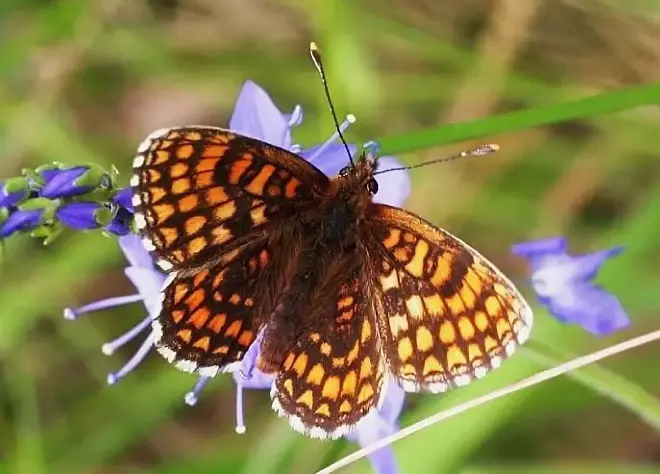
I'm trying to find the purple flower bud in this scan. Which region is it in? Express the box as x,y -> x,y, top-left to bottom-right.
56,202 -> 105,230
0,209 -> 44,237
40,166 -> 92,198
0,183 -> 27,208
113,187 -> 134,213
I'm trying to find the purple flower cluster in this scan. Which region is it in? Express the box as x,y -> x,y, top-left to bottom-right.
53,81 -> 630,474
0,163 -> 132,241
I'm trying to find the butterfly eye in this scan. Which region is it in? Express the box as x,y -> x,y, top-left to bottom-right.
366,178 -> 379,195
339,166 -> 351,177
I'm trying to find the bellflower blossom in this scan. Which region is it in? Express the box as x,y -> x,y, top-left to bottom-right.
62,80 -> 411,473
511,237 -> 629,336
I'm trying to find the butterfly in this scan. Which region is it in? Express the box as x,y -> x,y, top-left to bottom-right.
129,125 -> 533,439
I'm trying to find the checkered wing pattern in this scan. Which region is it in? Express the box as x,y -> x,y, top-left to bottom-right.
130,126 -> 329,272
154,239 -> 277,377
366,204 -> 533,392
268,268 -> 385,439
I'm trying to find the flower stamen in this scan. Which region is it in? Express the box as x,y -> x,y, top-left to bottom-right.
101,314 -> 152,355
235,379 -> 246,434
308,114 -> 356,161
107,331 -> 155,385
63,294 -> 143,320
184,376 -> 210,406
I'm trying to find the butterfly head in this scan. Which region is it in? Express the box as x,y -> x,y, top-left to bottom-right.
337,151 -> 379,196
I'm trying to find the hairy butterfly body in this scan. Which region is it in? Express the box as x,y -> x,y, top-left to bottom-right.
130,125 -> 533,438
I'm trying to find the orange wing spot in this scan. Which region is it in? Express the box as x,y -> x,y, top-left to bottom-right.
360,319 -> 372,343
292,353 -> 308,376
173,283 -> 188,305
267,184 -> 282,197
192,336 -> 210,352
405,240 -> 429,278
458,317 -> 475,340
153,203 -> 175,224
321,376 -> 340,400
172,178 -> 191,195
160,227 -> 178,246
357,383 -> 375,404
195,171 -> 214,188
245,298 -> 254,307
475,311 -> 489,332
195,157 -> 220,173
176,144 -> 194,159
178,194 -> 198,212
186,288 -> 205,311
447,345 -> 467,370
465,268 -> 483,294
205,186 -> 229,205
346,341 -> 360,365
484,336 -> 500,354
283,378 -> 294,396
154,150 -> 170,165
338,296 -> 354,310
424,294 -> 444,317
337,310 -> 353,323
183,131 -> 202,141
185,216 -> 206,236
212,269 -> 227,289
339,400 -> 352,414
283,353 -> 296,371
228,156 -> 253,184
211,132 -> 232,144
446,293 -> 465,315
188,307 -> 210,329
284,177 -> 301,198
187,236 -> 207,257
170,162 -> 189,178
146,169 -> 162,183
306,363 -> 325,386
403,232 -> 416,243
213,292 -> 223,302
211,225 -> 232,245
493,283 -> 509,298
258,250 -> 269,267
342,370 -> 357,396
238,330 -> 254,347
431,254 -> 452,286
320,342 -> 331,356
439,320 -> 456,344
423,355 -> 443,376
201,145 -> 227,158
359,357 -> 373,380
416,326 -> 434,352
383,228 -> 401,249
315,403 -> 331,417
245,164 -> 276,195
401,364 -> 416,377
459,283 -> 477,309
150,187 -> 167,204
249,204 -> 267,226
393,247 -> 409,263
212,345 -> 229,354
398,336 -> 413,362
485,296 -> 501,318
214,200 -> 237,221
176,329 -> 192,343
405,295 -> 424,319
332,357 -> 346,368
496,318 -> 512,340
229,293 -> 241,305
388,313 -> 408,337
380,270 -> 399,292
208,314 -> 226,333
310,333 -> 321,343
468,343 -> 484,361
172,249 -> 184,262
172,310 -> 185,323
225,320 -> 243,338
158,139 -> 173,148
296,390 -> 314,409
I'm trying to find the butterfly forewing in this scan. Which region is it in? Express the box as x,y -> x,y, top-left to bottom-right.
130,126 -> 329,272
366,204 -> 533,392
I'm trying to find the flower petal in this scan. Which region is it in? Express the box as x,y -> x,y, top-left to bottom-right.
543,283 -> 630,336
113,187 -> 134,213
56,202 -> 101,230
40,166 -> 90,198
373,157 -> 411,207
124,267 -> 165,316
118,234 -> 158,269
233,368 -> 275,389
229,81 -> 291,147
299,144 -> 356,176
0,209 -> 44,237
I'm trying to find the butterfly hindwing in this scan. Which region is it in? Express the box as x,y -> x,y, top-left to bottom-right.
154,238 -> 281,377
130,126 -> 330,272
366,204 -> 533,392
268,266 -> 385,439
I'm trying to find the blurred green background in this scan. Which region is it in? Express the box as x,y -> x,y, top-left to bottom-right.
2,0 -> 660,473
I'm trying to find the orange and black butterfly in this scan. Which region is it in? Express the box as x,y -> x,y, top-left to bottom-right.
129,50 -> 533,439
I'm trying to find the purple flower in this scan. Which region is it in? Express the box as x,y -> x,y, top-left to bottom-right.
40,166 -> 95,199
512,237 -> 629,336
0,182 -> 27,208
0,209 -> 44,237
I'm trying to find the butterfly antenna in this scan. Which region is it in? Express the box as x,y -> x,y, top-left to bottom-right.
373,144 -> 500,175
309,42 -> 354,166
